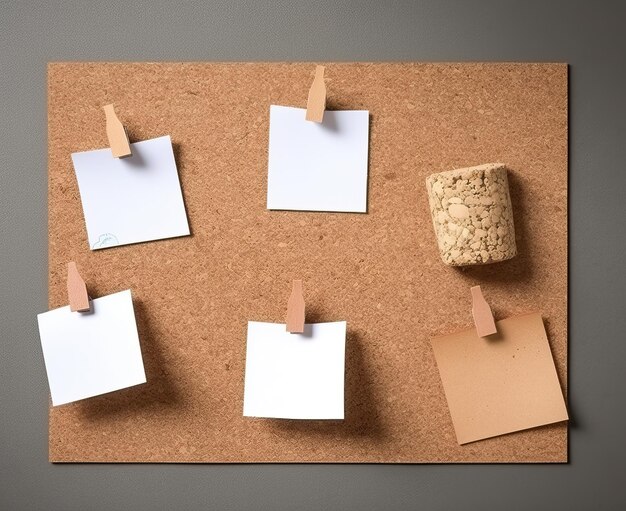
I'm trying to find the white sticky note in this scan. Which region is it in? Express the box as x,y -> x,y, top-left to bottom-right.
267,105 -> 369,212
37,290 -> 146,406
71,135 -> 190,250
243,321 -> 346,419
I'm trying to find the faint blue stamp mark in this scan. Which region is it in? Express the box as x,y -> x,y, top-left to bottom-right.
92,233 -> 119,249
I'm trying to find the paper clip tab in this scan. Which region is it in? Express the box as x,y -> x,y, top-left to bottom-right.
286,279 -> 305,333
67,262 -> 91,312
103,104 -> 132,158
471,285 -> 497,337
305,66 -> 326,123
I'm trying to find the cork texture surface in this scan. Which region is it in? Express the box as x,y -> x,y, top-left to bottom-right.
47,62 -> 567,463
426,163 -> 517,266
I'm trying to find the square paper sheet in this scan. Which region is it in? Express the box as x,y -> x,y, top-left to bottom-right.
430,312 -> 568,445
267,105 -> 369,212
37,290 -> 146,406
71,135 -> 190,249
243,321 -> 347,419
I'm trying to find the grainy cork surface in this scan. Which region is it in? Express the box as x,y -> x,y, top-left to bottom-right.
47,62 -> 567,463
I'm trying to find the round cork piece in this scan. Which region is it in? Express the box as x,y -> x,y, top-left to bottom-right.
426,163 -> 517,266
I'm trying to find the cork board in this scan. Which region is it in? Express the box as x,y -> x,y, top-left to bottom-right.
47,63 -> 568,463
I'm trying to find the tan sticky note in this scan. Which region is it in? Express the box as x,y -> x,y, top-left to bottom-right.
431,312 -> 568,445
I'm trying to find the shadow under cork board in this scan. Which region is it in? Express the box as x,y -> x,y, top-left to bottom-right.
47,62 -> 567,462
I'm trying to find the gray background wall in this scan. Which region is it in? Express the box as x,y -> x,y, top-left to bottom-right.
1,1 -> 624,509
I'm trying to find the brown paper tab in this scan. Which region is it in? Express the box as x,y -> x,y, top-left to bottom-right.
471,285 -> 497,337
286,279 -> 305,333
430,312 -> 568,445
305,66 -> 326,123
103,104 -> 132,158
67,262 -> 90,312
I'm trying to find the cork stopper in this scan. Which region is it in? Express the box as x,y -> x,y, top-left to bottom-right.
425,163 -> 517,266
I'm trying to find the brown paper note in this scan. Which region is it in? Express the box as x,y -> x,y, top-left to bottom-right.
431,312 -> 568,445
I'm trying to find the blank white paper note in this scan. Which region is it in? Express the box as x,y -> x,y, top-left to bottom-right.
267,105 -> 369,213
243,321 -> 347,419
71,135 -> 190,250
37,290 -> 146,406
